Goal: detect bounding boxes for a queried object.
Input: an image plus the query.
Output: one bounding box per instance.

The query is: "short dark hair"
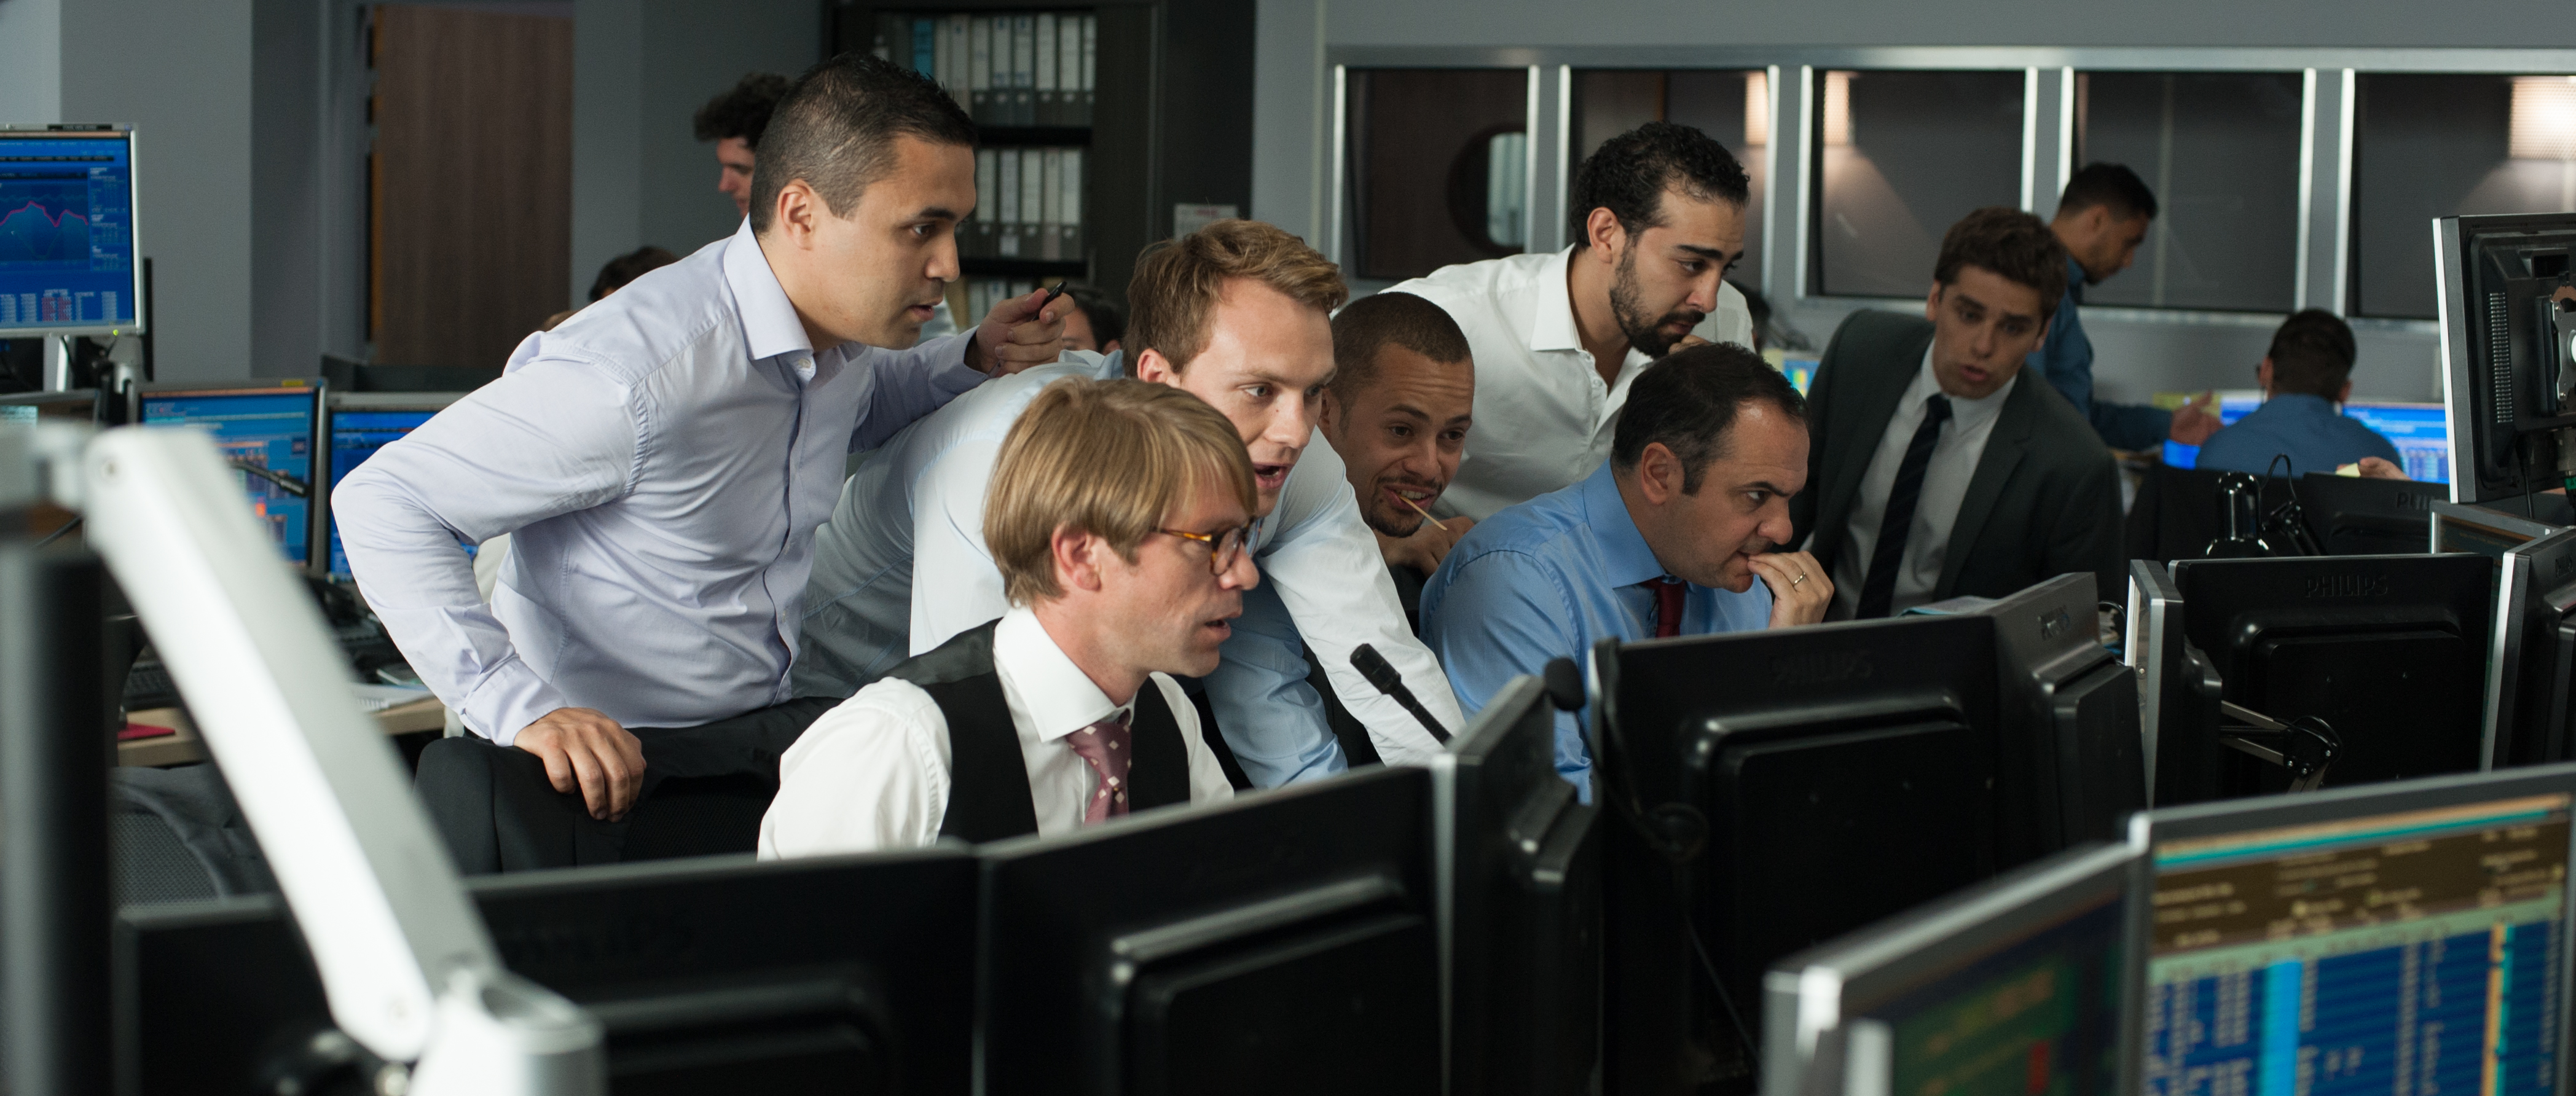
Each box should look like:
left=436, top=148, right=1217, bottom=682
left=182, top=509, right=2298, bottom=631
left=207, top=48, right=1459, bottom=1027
left=748, top=54, right=976, bottom=234
left=1935, top=207, right=2071, bottom=321
left=1059, top=284, right=1126, bottom=346
left=2056, top=162, right=2159, bottom=222
left=1566, top=122, right=1751, bottom=251
left=2266, top=309, right=2358, bottom=398
left=589, top=246, right=678, bottom=303
left=1329, top=292, right=1471, bottom=404
left=1612, top=342, right=1805, bottom=494
left=693, top=73, right=792, bottom=148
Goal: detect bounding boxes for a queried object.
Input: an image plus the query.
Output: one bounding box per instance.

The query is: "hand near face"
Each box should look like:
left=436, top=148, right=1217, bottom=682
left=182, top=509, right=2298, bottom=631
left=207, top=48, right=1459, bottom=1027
left=1372, top=515, right=1476, bottom=574
left=2169, top=392, right=2221, bottom=445
left=514, top=707, right=646, bottom=821
left=968, top=289, right=1070, bottom=375
left=1748, top=550, right=1831, bottom=628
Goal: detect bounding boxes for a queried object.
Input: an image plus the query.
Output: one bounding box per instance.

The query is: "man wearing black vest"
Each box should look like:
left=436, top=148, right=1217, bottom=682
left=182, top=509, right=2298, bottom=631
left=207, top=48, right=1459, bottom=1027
left=758, top=377, right=1241, bottom=853
left=1789, top=206, right=2123, bottom=619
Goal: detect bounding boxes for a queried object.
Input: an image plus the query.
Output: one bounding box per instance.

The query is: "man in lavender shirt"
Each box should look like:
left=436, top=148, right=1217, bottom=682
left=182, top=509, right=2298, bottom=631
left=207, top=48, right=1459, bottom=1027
left=335, top=55, right=1065, bottom=824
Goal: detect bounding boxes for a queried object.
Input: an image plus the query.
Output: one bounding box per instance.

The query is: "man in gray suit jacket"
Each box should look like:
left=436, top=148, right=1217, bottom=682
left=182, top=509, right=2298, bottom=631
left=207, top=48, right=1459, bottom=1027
left=1789, top=206, right=2122, bottom=619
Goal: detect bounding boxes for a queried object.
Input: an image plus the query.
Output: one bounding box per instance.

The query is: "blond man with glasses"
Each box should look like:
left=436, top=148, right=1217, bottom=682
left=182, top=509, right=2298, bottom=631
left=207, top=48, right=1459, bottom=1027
left=761, top=377, right=1242, bottom=855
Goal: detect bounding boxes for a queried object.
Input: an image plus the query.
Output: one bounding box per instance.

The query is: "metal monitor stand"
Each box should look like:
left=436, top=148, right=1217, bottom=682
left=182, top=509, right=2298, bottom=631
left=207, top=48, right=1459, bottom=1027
left=17, top=424, right=603, bottom=1095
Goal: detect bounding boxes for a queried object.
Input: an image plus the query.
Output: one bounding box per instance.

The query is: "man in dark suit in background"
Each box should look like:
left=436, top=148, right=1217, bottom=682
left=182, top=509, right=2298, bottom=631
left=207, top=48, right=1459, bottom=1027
left=1791, top=206, right=2122, bottom=618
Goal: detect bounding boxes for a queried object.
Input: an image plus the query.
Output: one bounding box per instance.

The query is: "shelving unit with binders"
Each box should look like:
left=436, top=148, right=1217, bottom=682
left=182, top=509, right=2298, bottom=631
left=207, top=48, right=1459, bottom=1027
left=837, top=0, right=1256, bottom=318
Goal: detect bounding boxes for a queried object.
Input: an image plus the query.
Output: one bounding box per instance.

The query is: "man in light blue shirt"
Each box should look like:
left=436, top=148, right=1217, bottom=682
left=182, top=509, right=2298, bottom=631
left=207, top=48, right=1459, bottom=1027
left=335, top=55, right=1066, bottom=821
left=796, top=220, right=1462, bottom=787
left=1420, top=343, right=1835, bottom=794
left=2196, top=310, right=2406, bottom=479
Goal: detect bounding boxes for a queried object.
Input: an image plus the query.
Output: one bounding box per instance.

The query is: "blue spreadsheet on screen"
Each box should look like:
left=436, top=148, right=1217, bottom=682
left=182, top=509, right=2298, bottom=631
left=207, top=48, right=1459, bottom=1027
left=141, top=388, right=318, bottom=566
left=0, top=131, right=139, bottom=333
left=2142, top=795, right=2569, bottom=1096
left=326, top=409, right=439, bottom=579
left=2162, top=395, right=2452, bottom=485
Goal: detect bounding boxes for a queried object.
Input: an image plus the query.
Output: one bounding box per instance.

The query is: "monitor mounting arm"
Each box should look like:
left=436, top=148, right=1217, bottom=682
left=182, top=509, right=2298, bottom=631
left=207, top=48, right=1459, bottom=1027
left=63, top=426, right=601, bottom=1095
left=2214, top=699, right=2340, bottom=793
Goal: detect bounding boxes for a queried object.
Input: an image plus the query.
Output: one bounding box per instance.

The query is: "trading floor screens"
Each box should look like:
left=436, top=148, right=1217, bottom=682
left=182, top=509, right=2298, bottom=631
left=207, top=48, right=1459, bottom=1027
left=138, top=382, right=323, bottom=568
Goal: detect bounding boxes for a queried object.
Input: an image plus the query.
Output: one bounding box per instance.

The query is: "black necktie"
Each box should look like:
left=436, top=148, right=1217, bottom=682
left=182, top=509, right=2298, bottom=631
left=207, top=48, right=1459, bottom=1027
left=1856, top=394, right=1952, bottom=619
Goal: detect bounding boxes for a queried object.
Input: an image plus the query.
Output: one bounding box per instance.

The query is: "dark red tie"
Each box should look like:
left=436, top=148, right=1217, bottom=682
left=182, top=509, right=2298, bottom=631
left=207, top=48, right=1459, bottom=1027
left=1651, top=577, right=1686, bottom=638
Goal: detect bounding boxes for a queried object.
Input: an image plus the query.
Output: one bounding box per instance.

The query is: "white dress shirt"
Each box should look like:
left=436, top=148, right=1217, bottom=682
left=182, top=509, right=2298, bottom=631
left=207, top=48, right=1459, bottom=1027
left=1384, top=246, right=1756, bottom=522
left=758, top=606, right=1235, bottom=857
left=1826, top=350, right=2017, bottom=619
left=334, top=221, right=987, bottom=744
left=793, top=351, right=1462, bottom=787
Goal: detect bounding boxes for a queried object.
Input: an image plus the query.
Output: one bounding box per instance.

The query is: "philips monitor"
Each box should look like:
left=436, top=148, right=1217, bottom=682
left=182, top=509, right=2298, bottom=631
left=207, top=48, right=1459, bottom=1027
left=0, top=127, right=143, bottom=337
left=1977, top=575, right=2146, bottom=863
left=2435, top=211, right=2576, bottom=504
left=321, top=393, right=460, bottom=581
left=2291, top=472, right=2440, bottom=555
left=2484, top=526, right=2576, bottom=770
left=2431, top=499, right=2569, bottom=558
left=137, top=380, right=324, bottom=571
left=121, top=849, right=980, bottom=1094
left=1439, top=674, right=1601, bottom=1096
left=2125, top=561, right=2228, bottom=808
left=1590, top=616, right=2004, bottom=1094
left=2130, top=763, right=2576, bottom=1096
left=2170, top=554, right=2497, bottom=794
left=1760, top=842, right=2135, bottom=1096
left=977, top=764, right=1440, bottom=1095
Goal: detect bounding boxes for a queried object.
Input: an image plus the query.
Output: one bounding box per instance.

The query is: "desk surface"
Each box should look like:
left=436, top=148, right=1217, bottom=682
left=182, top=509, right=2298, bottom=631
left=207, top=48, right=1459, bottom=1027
left=119, top=697, right=446, bottom=767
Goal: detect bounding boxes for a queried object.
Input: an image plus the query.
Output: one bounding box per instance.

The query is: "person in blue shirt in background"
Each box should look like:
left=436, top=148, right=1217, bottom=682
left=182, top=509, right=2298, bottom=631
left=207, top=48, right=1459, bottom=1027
left=2195, top=309, right=2409, bottom=480
left=2035, top=163, right=2223, bottom=452
left=1418, top=343, right=1835, bottom=796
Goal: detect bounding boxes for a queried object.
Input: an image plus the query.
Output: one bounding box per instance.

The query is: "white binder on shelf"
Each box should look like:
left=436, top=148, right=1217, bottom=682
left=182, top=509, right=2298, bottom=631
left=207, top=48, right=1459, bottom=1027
left=1035, top=14, right=1059, bottom=126
left=1060, top=147, right=1085, bottom=257
left=1039, top=149, right=1063, bottom=260
left=972, top=149, right=999, bottom=257
left=1078, top=14, right=1097, bottom=123
left=1018, top=147, right=1045, bottom=259
left=1010, top=15, right=1036, bottom=125
left=968, top=17, right=994, bottom=122
left=997, top=149, right=1022, bottom=257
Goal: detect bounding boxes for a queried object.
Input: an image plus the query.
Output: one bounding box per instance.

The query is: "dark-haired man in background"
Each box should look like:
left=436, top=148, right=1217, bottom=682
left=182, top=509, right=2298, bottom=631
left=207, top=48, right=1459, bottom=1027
left=2035, top=163, right=2221, bottom=451
left=1792, top=207, right=2122, bottom=620
left=1420, top=343, right=1831, bottom=794
left=1058, top=283, right=1125, bottom=354
left=2195, top=310, right=2406, bottom=479
left=340, top=54, right=1067, bottom=828
left=1388, top=122, right=1757, bottom=521
left=1317, top=291, right=1477, bottom=628
left=696, top=72, right=792, bottom=219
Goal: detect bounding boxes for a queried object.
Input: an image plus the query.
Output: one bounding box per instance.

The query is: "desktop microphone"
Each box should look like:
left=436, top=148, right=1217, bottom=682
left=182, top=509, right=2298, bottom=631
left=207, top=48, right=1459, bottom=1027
left=1349, top=644, right=1451, bottom=745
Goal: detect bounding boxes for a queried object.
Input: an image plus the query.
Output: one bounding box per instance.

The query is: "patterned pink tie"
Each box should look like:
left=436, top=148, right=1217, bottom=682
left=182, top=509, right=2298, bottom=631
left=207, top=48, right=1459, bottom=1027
left=1064, top=710, right=1134, bottom=824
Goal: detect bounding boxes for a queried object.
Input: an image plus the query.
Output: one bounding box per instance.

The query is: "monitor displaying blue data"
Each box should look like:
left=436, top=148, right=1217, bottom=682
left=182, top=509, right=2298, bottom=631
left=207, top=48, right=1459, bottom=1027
left=140, top=385, right=321, bottom=567
left=2161, top=394, right=2451, bottom=484
left=324, top=407, right=441, bottom=580
left=2142, top=794, right=2570, bottom=1096
left=0, top=130, right=141, bottom=336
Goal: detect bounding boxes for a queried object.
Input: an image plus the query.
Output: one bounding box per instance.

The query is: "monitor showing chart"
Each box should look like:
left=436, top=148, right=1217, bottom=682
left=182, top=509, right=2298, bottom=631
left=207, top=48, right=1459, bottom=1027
left=2141, top=793, right=2571, bottom=1096
left=2161, top=392, right=2452, bottom=483
left=0, top=129, right=141, bottom=335
left=139, top=384, right=321, bottom=567
left=324, top=403, right=446, bottom=579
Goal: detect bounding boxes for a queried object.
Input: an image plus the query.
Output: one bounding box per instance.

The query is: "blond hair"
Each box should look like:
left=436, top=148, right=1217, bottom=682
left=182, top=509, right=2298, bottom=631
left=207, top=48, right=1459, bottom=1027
left=985, top=377, right=1257, bottom=604
left=1125, top=219, right=1348, bottom=374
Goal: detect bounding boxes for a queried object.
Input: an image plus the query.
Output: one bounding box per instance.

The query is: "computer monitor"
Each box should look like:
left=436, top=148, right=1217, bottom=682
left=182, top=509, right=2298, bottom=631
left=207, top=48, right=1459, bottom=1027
left=2170, top=554, right=2496, bottom=793
left=136, top=380, right=325, bottom=570
left=2130, top=763, right=2576, bottom=1096
left=2345, top=400, right=2453, bottom=484
left=2484, top=526, right=2576, bottom=770
left=978, top=765, right=1440, bottom=1095
left=2125, top=561, right=2228, bottom=808
left=1977, top=575, right=2145, bottom=863
left=1760, top=842, right=2135, bottom=1096
left=0, top=127, right=143, bottom=337
left=0, top=386, right=100, bottom=425
left=2430, top=498, right=2569, bottom=558
left=2291, top=472, right=2440, bottom=555
left=1590, top=616, right=2005, bottom=1093
left=321, top=392, right=461, bottom=581
left=2436, top=211, right=2576, bottom=505
left=1439, top=675, right=1600, bottom=1096
left=121, top=850, right=981, bottom=1094
left=2157, top=390, right=2263, bottom=471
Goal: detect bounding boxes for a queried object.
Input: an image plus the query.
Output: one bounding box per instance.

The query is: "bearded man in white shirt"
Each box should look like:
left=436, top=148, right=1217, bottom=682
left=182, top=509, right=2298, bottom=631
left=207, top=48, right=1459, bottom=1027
left=761, top=377, right=1240, bottom=854
left=1386, top=121, right=1759, bottom=521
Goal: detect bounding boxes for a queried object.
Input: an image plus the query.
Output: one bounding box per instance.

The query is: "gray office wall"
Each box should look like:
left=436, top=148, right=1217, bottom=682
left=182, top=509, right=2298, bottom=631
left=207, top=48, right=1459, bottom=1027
left=1253, top=0, right=2576, bottom=404
left=0, top=0, right=63, bottom=124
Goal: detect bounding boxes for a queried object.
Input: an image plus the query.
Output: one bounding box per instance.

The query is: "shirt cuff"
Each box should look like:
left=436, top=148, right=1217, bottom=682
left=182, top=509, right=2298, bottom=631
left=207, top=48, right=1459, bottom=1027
left=458, top=655, right=572, bottom=748
left=930, top=332, right=986, bottom=394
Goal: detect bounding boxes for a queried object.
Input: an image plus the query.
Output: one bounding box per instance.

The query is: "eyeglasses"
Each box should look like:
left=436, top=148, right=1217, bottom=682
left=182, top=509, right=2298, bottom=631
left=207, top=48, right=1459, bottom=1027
left=1156, top=524, right=1252, bottom=574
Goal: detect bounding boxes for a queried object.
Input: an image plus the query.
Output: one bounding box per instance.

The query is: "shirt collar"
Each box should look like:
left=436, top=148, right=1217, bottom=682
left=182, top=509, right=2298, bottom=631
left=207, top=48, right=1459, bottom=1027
left=721, top=219, right=822, bottom=364
left=1916, top=345, right=2018, bottom=422
left=2260, top=392, right=2335, bottom=415
left=993, top=606, right=1130, bottom=743
left=1530, top=246, right=1584, bottom=353
left=1577, top=461, right=1671, bottom=588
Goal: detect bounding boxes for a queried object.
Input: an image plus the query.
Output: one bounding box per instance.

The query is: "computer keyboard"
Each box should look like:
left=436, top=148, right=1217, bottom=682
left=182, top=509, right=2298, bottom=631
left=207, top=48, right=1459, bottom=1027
left=121, top=661, right=178, bottom=711
left=122, top=617, right=412, bottom=713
